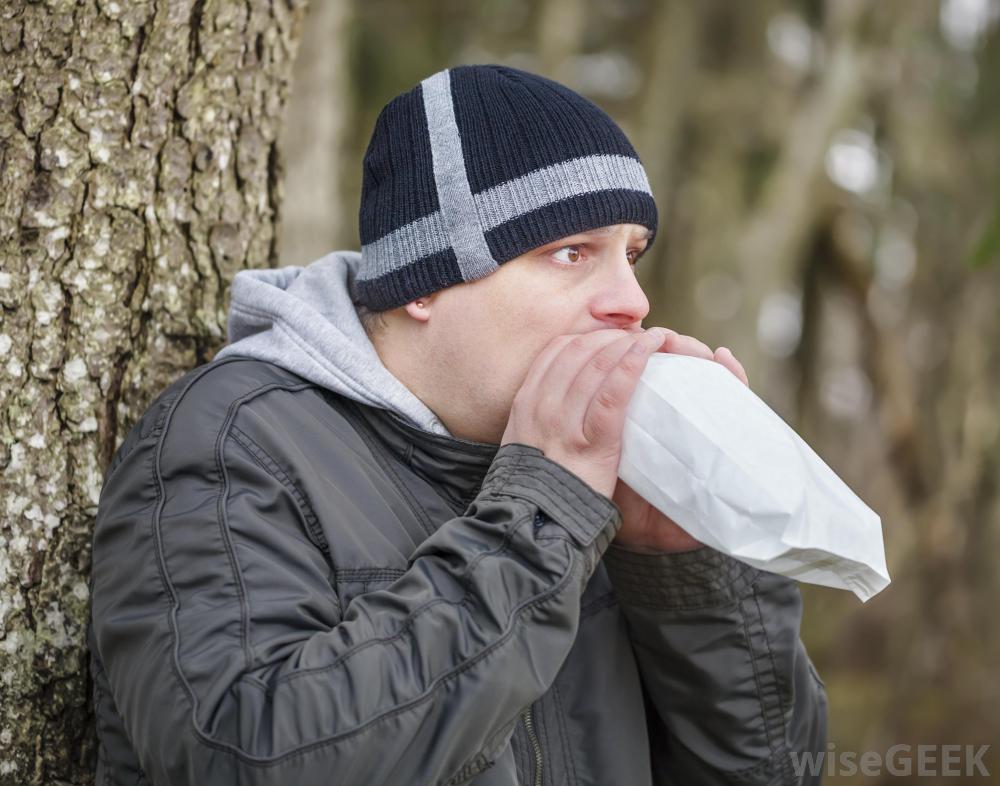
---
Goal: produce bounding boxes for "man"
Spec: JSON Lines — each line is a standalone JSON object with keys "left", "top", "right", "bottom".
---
{"left": 89, "top": 64, "right": 827, "bottom": 785}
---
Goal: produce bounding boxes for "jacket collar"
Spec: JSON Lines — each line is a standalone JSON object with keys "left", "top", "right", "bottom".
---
{"left": 349, "top": 400, "right": 501, "bottom": 510}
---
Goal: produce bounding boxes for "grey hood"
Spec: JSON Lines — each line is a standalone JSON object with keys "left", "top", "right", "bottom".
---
{"left": 214, "top": 249, "right": 452, "bottom": 437}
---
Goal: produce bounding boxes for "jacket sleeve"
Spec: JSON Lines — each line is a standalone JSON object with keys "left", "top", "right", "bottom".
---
{"left": 90, "top": 437, "right": 621, "bottom": 786}
{"left": 602, "top": 544, "right": 828, "bottom": 785}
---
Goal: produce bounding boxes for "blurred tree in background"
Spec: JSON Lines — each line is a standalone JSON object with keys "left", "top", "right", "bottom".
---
{"left": 280, "top": 0, "right": 1000, "bottom": 783}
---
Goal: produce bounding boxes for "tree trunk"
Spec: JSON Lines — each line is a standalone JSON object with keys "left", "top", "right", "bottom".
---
{"left": 0, "top": 1, "right": 307, "bottom": 782}
{"left": 277, "top": 0, "right": 351, "bottom": 265}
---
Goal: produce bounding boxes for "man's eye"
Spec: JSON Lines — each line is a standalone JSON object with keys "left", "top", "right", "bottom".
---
{"left": 551, "top": 245, "right": 644, "bottom": 266}
{"left": 552, "top": 246, "right": 582, "bottom": 264}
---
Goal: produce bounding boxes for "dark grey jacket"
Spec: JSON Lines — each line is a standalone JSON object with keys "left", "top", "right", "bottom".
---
{"left": 89, "top": 356, "right": 827, "bottom": 785}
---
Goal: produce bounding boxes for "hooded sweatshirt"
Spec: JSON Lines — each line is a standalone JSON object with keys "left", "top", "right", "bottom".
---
{"left": 214, "top": 250, "right": 453, "bottom": 437}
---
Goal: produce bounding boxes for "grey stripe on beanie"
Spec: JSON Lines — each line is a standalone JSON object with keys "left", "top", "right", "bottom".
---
{"left": 475, "top": 154, "right": 651, "bottom": 232}
{"left": 355, "top": 64, "right": 658, "bottom": 312}
{"left": 420, "top": 69, "right": 499, "bottom": 283}
{"left": 360, "top": 211, "right": 449, "bottom": 282}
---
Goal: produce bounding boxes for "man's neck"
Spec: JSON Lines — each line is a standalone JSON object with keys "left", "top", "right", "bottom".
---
{"left": 370, "top": 330, "right": 503, "bottom": 445}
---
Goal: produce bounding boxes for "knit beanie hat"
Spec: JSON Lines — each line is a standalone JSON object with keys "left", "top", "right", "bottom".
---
{"left": 353, "top": 63, "right": 658, "bottom": 312}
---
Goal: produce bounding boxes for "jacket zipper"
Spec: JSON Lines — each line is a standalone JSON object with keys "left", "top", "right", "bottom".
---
{"left": 521, "top": 707, "right": 543, "bottom": 786}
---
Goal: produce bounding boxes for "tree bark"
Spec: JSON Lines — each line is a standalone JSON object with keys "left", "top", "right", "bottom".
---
{"left": 0, "top": 0, "right": 306, "bottom": 782}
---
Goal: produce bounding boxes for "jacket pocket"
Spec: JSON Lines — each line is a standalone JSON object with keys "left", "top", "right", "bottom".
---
{"left": 333, "top": 566, "right": 408, "bottom": 613}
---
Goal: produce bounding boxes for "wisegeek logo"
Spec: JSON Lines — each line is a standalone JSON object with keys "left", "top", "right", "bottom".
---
{"left": 790, "top": 744, "right": 990, "bottom": 778}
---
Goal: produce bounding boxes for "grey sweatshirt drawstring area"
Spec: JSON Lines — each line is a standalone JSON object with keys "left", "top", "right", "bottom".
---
{"left": 214, "top": 250, "right": 453, "bottom": 437}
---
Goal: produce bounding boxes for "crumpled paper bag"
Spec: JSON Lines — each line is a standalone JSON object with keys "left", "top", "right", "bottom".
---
{"left": 618, "top": 353, "right": 890, "bottom": 602}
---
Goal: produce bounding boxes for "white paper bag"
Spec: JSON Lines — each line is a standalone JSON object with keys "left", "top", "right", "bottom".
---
{"left": 619, "top": 353, "right": 890, "bottom": 602}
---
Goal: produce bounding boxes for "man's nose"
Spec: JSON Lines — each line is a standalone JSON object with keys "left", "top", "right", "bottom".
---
{"left": 591, "top": 255, "right": 650, "bottom": 330}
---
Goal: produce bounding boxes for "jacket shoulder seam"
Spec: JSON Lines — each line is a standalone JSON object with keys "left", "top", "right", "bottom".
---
{"left": 105, "top": 391, "right": 181, "bottom": 479}
{"left": 227, "top": 423, "right": 332, "bottom": 561}
{"left": 148, "top": 365, "right": 318, "bottom": 755}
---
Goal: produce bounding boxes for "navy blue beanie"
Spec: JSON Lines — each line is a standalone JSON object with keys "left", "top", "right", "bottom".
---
{"left": 354, "top": 64, "right": 658, "bottom": 312}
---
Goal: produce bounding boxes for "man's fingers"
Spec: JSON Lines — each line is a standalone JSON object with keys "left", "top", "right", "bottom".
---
{"left": 644, "top": 326, "right": 751, "bottom": 386}
{"left": 658, "top": 332, "right": 714, "bottom": 360}
{"left": 714, "top": 346, "right": 750, "bottom": 387}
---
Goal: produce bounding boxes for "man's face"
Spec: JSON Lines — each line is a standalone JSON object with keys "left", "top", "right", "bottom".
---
{"left": 414, "top": 222, "right": 653, "bottom": 443}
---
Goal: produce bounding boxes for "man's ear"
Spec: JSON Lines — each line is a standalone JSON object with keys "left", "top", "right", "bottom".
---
{"left": 402, "top": 293, "right": 435, "bottom": 323}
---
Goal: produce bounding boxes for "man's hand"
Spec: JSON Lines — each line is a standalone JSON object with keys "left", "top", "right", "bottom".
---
{"left": 612, "top": 331, "right": 750, "bottom": 554}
